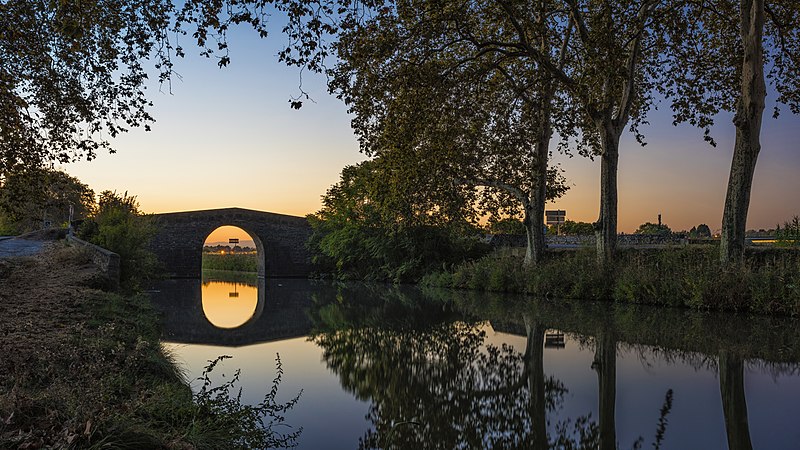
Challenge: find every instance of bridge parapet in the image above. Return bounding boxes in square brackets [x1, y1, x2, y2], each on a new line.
[149, 207, 312, 278]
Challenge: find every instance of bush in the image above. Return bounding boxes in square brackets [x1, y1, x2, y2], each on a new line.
[78, 191, 159, 291]
[423, 246, 800, 316]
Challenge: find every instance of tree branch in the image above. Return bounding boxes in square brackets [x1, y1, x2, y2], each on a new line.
[458, 177, 529, 205]
[617, 0, 656, 126]
[494, 0, 579, 91]
[564, 0, 592, 47]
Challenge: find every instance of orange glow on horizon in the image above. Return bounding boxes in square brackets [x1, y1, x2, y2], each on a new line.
[204, 226, 256, 246]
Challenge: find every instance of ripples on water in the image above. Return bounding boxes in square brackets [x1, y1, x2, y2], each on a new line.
[149, 275, 800, 449]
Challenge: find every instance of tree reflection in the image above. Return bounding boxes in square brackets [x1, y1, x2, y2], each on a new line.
[309, 288, 608, 449]
[307, 284, 800, 449]
[594, 331, 617, 450]
[719, 351, 753, 450]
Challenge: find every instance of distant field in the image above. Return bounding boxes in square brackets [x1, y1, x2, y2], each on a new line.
[202, 253, 258, 272]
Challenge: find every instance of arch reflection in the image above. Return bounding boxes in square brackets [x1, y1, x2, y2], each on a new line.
[201, 279, 264, 329]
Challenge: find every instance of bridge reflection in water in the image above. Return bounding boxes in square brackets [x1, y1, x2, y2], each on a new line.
[150, 277, 315, 347]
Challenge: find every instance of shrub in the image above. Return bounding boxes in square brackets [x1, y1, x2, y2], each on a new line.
[78, 191, 159, 291]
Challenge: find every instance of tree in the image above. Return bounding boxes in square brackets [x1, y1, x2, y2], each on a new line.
[326, 0, 575, 266]
[635, 222, 672, 235]
[663, 0, 800, 265]
[488, 218, 527, 235]
[79, 191, 159, 290]
[0, 168, 95, 233]
[284, 0, 684, 265]
[553, 220, 596, 236]
[689, 224, 712, 239]
[0, 0, 272, 177]
[330, 1, 566, 263]
[307, 159, 488, 281]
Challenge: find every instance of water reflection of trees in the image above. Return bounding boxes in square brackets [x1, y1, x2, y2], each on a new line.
[308, 284, 800, 449]
[313, 320, 604, 449]
[444, 288, 800, 450]
[309, 285, 678, 449]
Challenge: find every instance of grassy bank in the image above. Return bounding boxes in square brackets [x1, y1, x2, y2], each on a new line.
[421, 246, 800, 316]
[202, 253, 258, 273]
[0, 243, 298, 448]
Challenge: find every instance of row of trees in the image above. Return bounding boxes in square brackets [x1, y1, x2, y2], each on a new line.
[2, 0, 798, 269]
[283, 0, 800, 268]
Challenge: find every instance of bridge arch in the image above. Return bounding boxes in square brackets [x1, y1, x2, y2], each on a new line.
[149, 208, 312, 278]
[202, 224, 266, 276]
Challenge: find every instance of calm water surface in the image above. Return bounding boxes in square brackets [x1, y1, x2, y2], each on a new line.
[149, 275, 800, 449]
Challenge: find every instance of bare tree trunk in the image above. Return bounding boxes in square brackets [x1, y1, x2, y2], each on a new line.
[524, 316, 548, 449]
[594, 331, 617, 450]
[720, 0, 765, 266]
[524, 199, 545, 265]
[594, 126, 620, 265]
[719, 351, 753, 450]
[524, 97, 553, 266]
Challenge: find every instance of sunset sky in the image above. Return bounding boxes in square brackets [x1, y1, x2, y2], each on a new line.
[65, 27, 800, 234]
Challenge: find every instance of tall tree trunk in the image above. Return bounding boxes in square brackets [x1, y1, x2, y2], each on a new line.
[719, 351, 753, 450]
[720, 0, 765, 266]
[594, 125, 620, 265]
[594, 331, 617, 450]
[524, 316, 548, 449]
[524, 93, 554, 266]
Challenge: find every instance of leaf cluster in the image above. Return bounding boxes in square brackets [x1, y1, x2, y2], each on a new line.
[660, 0, 800, 144]
[1, 0, 276, 175]
[78, 190, 160, 291]
[634, 221, 672, 235]
[0, 167, 95, 234]
[307, 158, 489, 281]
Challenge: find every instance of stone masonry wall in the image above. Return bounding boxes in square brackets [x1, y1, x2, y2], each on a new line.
[149, 208, 312, 278]
[66, 234, 121, 289]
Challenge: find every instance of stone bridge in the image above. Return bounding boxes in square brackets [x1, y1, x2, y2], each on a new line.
[149, 207, 312, 278]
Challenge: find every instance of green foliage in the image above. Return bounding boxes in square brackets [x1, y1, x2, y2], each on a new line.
[1, 0, 275, 175]
[550, 220, 595, 236]
[488, 217, 526, 235]
[307, 159, 489, 282]
[79, 191, 159, 291]
[689, 224, 712, 239]
[776, 216, 800, 247]
[202, 253, 258, 272]
[0, 167, 95, 233]
[185, 355, 302, 450]
[422, 247, 800, 316]
[635, 222, 672, 236]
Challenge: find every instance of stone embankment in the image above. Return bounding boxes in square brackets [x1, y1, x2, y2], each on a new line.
[65, 235, 121, 290]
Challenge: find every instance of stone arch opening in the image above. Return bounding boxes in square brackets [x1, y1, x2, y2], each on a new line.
[202, 225, 265, 277]
[200, 226, 266, 330]
[149, 208, 312, 278]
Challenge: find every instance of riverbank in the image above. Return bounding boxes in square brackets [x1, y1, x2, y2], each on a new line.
[422, 246, 800, 316]
[0, 242, 298, 448]
[0, 243, 196, 447]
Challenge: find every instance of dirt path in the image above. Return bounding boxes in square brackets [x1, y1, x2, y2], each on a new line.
[0, 244, 107, 447]
[0, 238, 51, 258]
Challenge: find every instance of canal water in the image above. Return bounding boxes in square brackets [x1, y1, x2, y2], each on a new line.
[149, 275, 800, 449]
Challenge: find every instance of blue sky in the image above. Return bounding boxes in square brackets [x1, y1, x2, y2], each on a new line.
[64, 24, 800, 233]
